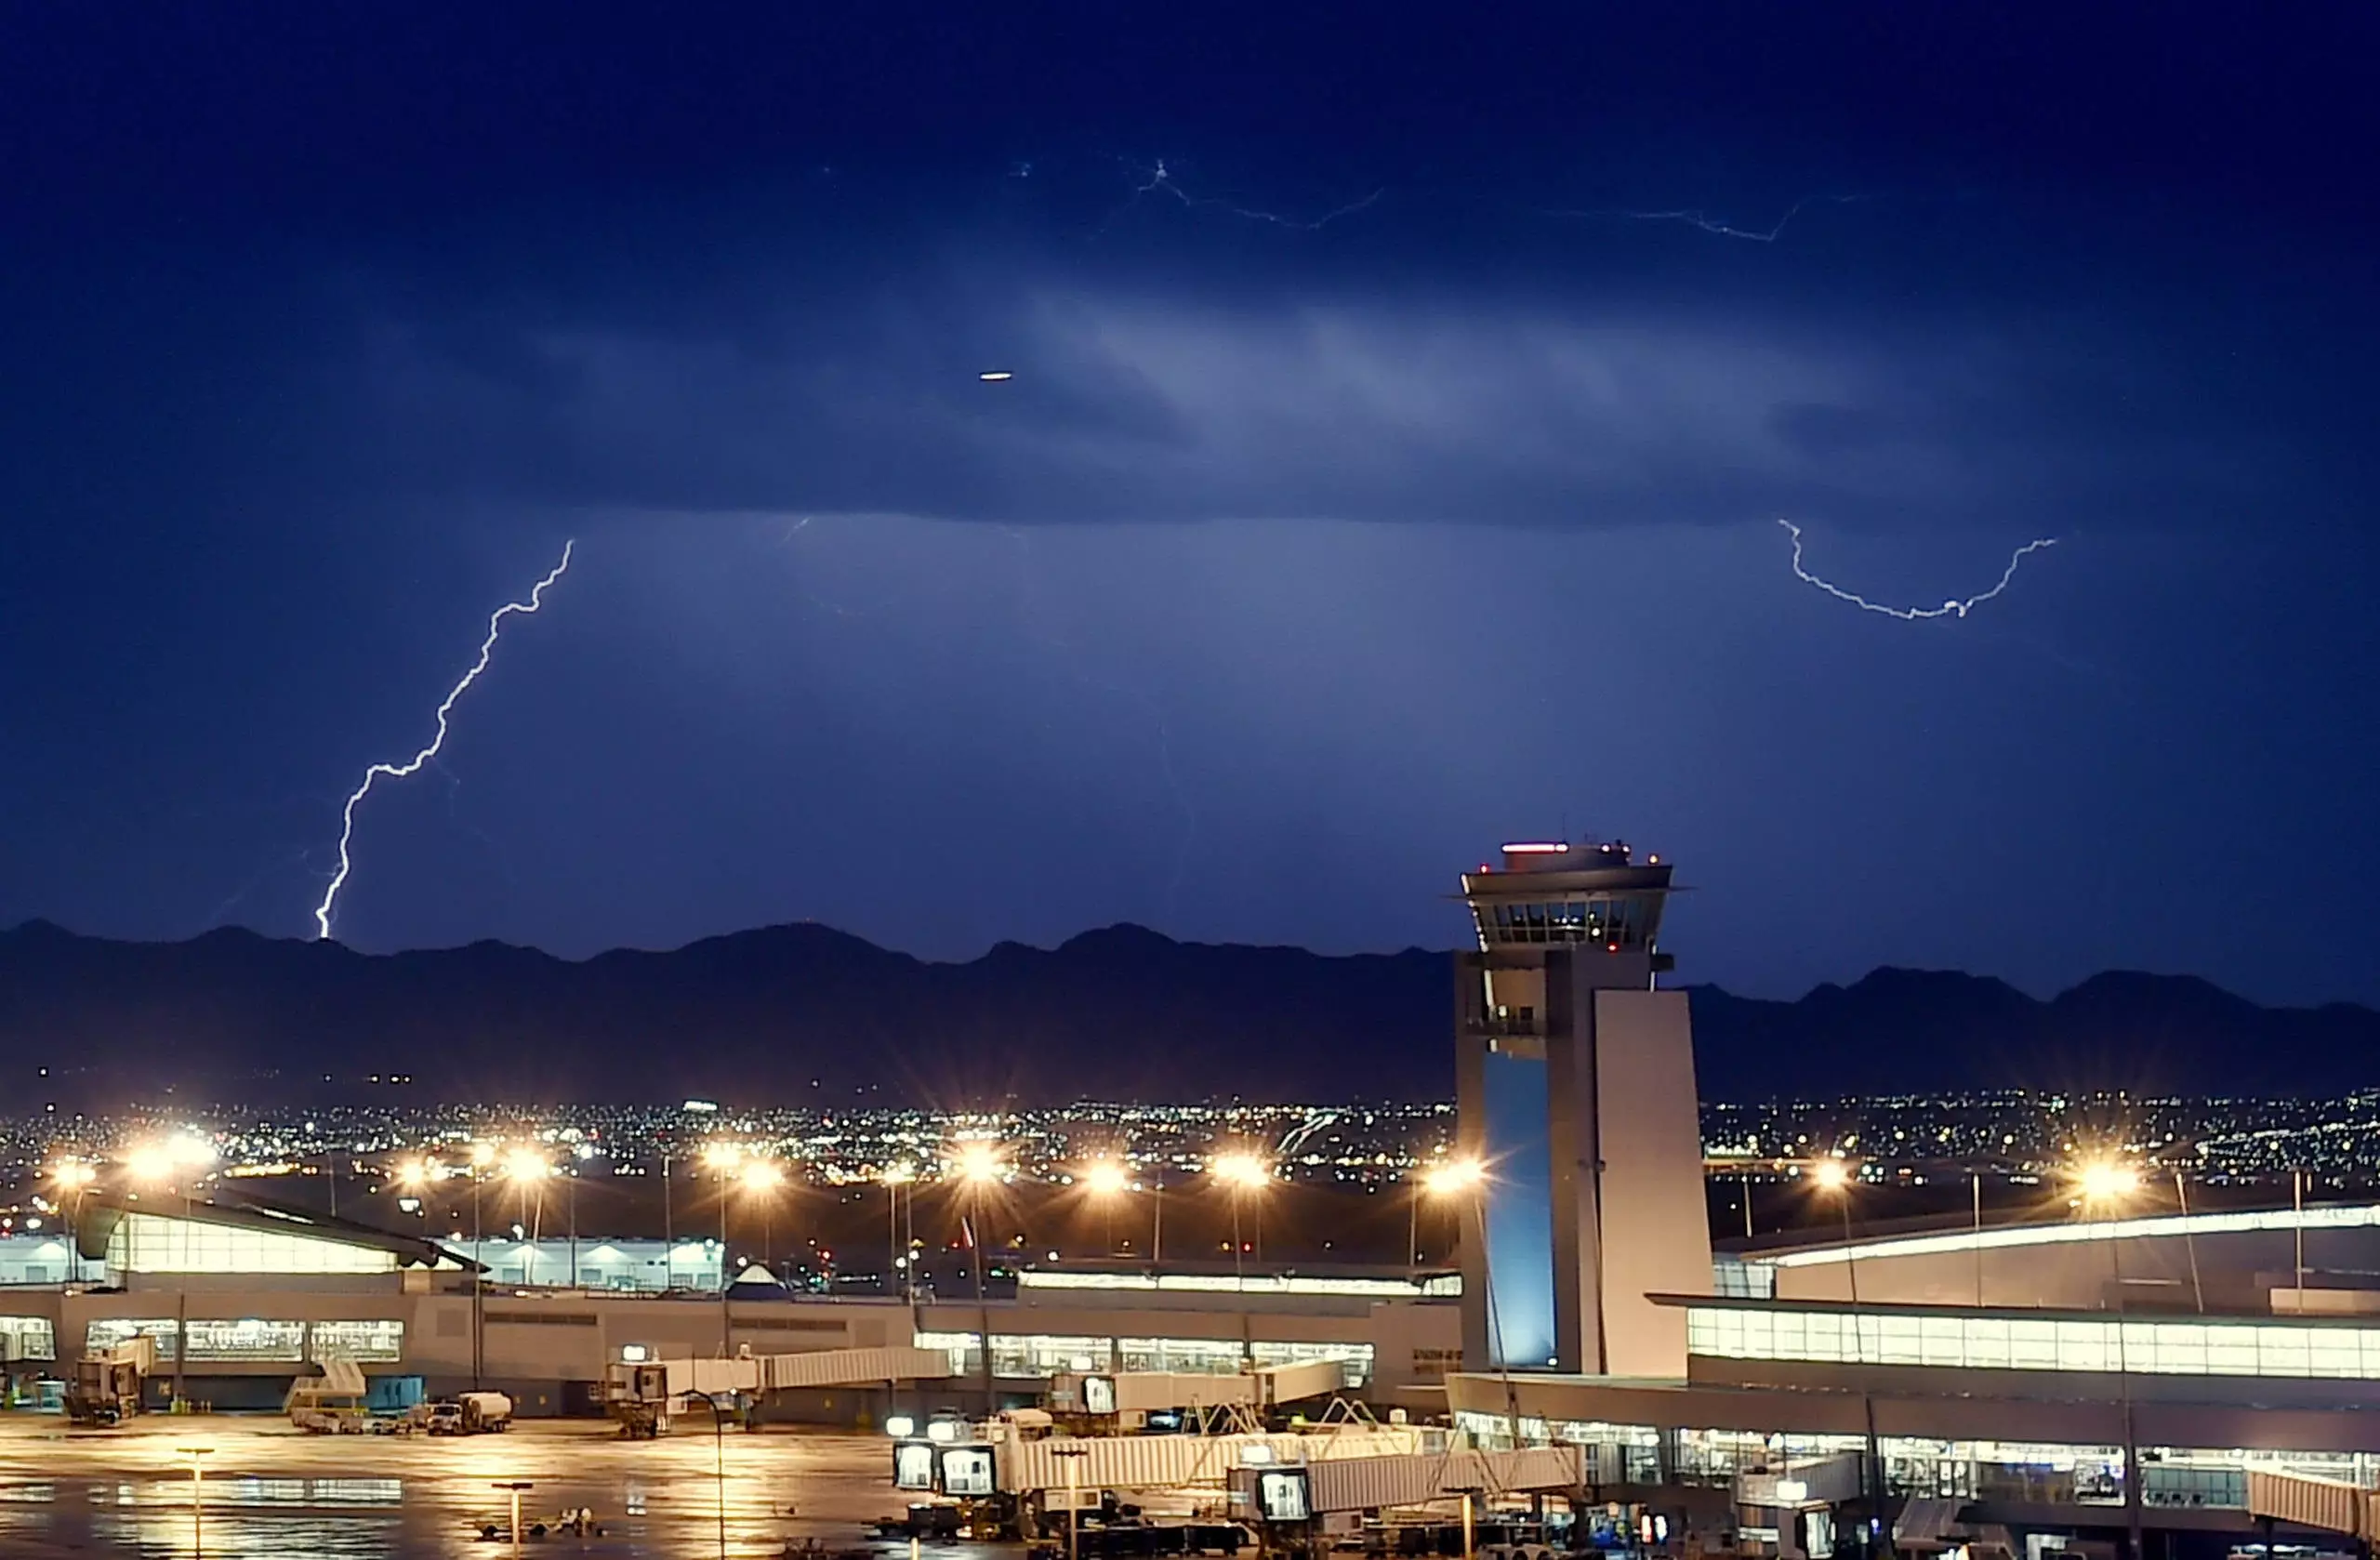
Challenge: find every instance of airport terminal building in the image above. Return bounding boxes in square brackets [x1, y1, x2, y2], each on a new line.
[4, 837, 2377, 1555]
[1445, 838, 2380, 1554]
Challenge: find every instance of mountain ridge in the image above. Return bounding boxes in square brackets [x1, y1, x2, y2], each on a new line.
[1, 919, 2369, 1108]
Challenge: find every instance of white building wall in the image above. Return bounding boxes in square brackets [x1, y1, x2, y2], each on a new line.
[1593, 988, 1712, 1378]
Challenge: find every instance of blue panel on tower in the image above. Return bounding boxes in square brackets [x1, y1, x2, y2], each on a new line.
[1480, 1049, 1557, 1368]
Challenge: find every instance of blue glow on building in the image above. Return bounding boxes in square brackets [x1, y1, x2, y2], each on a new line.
[1481, 1050, 1556, 1368]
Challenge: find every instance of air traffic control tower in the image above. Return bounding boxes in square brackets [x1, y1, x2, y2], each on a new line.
[1455, 839, 1712, 1379]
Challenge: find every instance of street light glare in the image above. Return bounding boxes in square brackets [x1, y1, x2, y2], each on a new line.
[126, 1144, 175, 1183]
[2078, 1158, 2141, 1202]
[51, 1159, 96, 1189]
[739, 1159, 784, 1192]
[1083, 1160, 1130, 1196]
[701, 1143, 745, 1172]
[1811, 1158, 1853, 1193]
[1211, 1152, 1270, 1189]
[469, 1141, 496, 1169]
[955, 1142, 1006, 1185]
[504, 1147, 550, 1182]
[1421, 1159, 1484, 1196]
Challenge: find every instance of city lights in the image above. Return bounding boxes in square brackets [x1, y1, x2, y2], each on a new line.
[701, 1143, 745, 1173]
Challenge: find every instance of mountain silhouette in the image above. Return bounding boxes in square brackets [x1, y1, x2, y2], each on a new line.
[0, 920, 2370, 1108]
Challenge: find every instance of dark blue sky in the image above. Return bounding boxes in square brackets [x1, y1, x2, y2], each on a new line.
[4, 6, 2375, 1003]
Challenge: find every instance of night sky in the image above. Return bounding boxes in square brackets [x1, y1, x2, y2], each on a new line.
[4, 7, 2374, 1005]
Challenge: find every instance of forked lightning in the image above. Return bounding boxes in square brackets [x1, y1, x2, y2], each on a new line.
[312, 541, 575, 940]
[1778, 519, 2056, 621]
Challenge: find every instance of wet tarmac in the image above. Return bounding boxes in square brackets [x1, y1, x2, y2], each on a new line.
[0, 1415, 977, 1558]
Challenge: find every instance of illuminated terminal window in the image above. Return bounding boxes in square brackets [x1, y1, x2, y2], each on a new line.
[85, 1316, 403, 1363]
[1687, 1301, 2380, 1380]
[183, 1319, 305, 1362]
[106, 1213, 397, 1276]
[915, 1330, 1373, 1384]
[86, 1318, 181, 1359]
[309, 1320, 404, 1362]
[0, 1317, 57, 1361]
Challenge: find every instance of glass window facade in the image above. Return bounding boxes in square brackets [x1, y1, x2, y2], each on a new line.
[106, 1213, 397, 1276]
[308, 1320, 405, 1363]
[0, 1317, 57, 1361]
[1475, 895, 1659, 949]
[84, 1317, 403, 1364]
[1687, 1301, 2380, 1381]
[1454, 1411, 2380, 1513]
[916, 1330, 1373, 1385]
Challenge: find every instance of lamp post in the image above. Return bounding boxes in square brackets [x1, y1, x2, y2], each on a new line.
[883, 1162, 917, 1303]
[178, 1444, 213, 1557]
[130, 1133, 215, 1412]
[1082, 1160, 1129, 1256]
[953, 1142, 1007, 1408]
[491, 1480, 536, 1558]
[739, 1158, 786, 1273]
[1210, 1153, 1271, 1368]
[1412, 1160, 1483, 1276]
[504, 1149, 551, 1295]
[663, 1150, 675, 1290]
[2078, 1157, 2145, 1560]
[1810, 1158, 1883, 1529]
[469, 1142, 496, 1388]
[701, 1144, 746, 1354]
[50, 1159, 96, 1285]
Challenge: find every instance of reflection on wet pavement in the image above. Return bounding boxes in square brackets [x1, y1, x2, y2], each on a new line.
[0, 1417, 980, 1558]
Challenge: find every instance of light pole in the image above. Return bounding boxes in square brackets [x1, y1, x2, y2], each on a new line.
[1417, 1160, 1482, 1276]
[739, 1158, 786, 1274]
[2078, 1157, 2145, 1560]
[883, 1162, 917, 1302]
[1811, 1158, 1883, 1530]
[178, 1445, 213, 1556]
[1210, 1153, 1271, 1368]
[50, 1159, 96, 1285]
[129, 1133, 215, 1412]
[504, 1148, 551, 1290]
[469, 1142, 495, 1387]
[491, 1479, 536, 1557]
[663, 1150, 676, 1289]
[1082, 1160, 1129, 1256]
[952, 1141, 1008, 1408]
[703, 1144, 745, 1354]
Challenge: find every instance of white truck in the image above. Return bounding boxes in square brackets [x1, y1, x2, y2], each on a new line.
[425, 1390, 514, 1434]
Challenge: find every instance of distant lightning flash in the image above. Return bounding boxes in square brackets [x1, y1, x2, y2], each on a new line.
[1778, 520, 2056, 620]
[1549, 193, 1871, 244]
[1104, 158, 1384, 234]
[311, 541, 575, 941]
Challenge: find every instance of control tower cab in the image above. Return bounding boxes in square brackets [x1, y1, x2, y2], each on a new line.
[1455, 837, 1711, 1380]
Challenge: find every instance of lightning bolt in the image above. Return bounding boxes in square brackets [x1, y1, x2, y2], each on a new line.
[311, 541, 575, 941]
[1104, 158, 1385, 233]
[1548, 194, 1870, 244]
[1778, 520, 2057, 620]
